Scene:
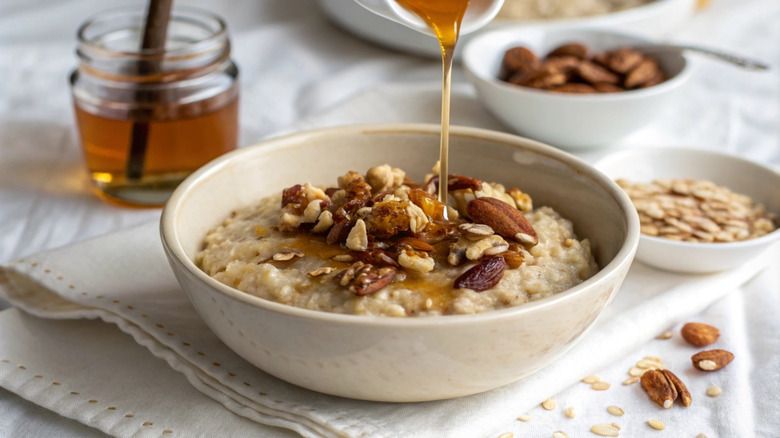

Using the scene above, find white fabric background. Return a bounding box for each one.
[0,0,778,437]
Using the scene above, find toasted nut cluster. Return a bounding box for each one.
[500,42,667,93]
[275,164,537,296]
[617,178,777,242]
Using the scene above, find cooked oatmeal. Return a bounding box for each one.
[196,165,597,317]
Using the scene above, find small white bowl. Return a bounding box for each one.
[462,27,692,149]
[161,124,639,401]
[596,147,780,273]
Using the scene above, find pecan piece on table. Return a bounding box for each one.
[454,256,507,292]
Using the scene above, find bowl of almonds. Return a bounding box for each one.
[596,146,780,273]
[462,27,692,149]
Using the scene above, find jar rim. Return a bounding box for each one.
[76,5,228,59]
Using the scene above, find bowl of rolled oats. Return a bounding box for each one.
[596,147,780,273]
[160,124,640,401]
[462,27,692,148]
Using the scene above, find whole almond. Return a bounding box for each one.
[661,369,692,407]
[692,349,734,371]
[640,369,676,409]
[467,197,538,246]
[681,322,720,346]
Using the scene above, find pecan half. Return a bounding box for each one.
[454,256,507,292]
[692,349,734,371]
[500,46,540,80]
[624,58,662,88]
[605,48,644,74]
[661,369,692,407]
[547,42,588,60]
[640,369,676,409]
[467,197,538,246]
[336,262,397,296]
[576,60,620,85]
[681,322,720,347]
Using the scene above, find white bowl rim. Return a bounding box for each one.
[161,123,640,327]
[462,26,693,101]
[596,145,780,249]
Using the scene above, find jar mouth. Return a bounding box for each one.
[77,5,227,60]
[76,6,230,82]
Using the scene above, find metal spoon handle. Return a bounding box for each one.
[646,44,770,71]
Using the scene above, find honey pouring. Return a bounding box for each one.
[354,0,504,212]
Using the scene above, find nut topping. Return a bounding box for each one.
[454,256,507,292]
[467,197,538,246]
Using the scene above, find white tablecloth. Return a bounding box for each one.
[1,0,778,436]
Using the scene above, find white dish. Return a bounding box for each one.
[317,0,698,59]
[596,146,780,273]
[462,27,692,149]
[161,123,639,401]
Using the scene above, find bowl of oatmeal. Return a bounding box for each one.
[160,124,640,401]
[596,147,780,273]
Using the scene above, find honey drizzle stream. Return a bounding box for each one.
[395,0,471,215]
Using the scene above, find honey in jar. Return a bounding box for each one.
[70,7,239,207]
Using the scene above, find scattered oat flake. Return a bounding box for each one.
[517,414,531,422]
[498,433,513,438]
[612,423,621,431]
[591,381,611,391]
[542,398,557,410]
[607,406,625,416]
[629,366,646,377]
[696,434,708,438]
[591,423,620,436]
[623,376,639,385]
[553,431,569,438]
[637,359,663,370]
[647,419,666,430]
[582,374,601,384]
[565,407,576,418]
[706,385,723,397]
[644,355,664,363]
[657,331,673,340]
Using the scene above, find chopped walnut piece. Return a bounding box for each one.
[366,164,405,194]
[398,251,435,273]
[346,219,368,252]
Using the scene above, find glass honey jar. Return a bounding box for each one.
[71,7,239,207]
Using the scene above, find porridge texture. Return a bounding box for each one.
[197,164,597,317]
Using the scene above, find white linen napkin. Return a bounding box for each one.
[0,220,774,438]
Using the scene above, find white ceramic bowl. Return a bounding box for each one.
[317,0,697,59]
[462,27,692,149]
[596,147,780,273]
[161,124,640,402]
